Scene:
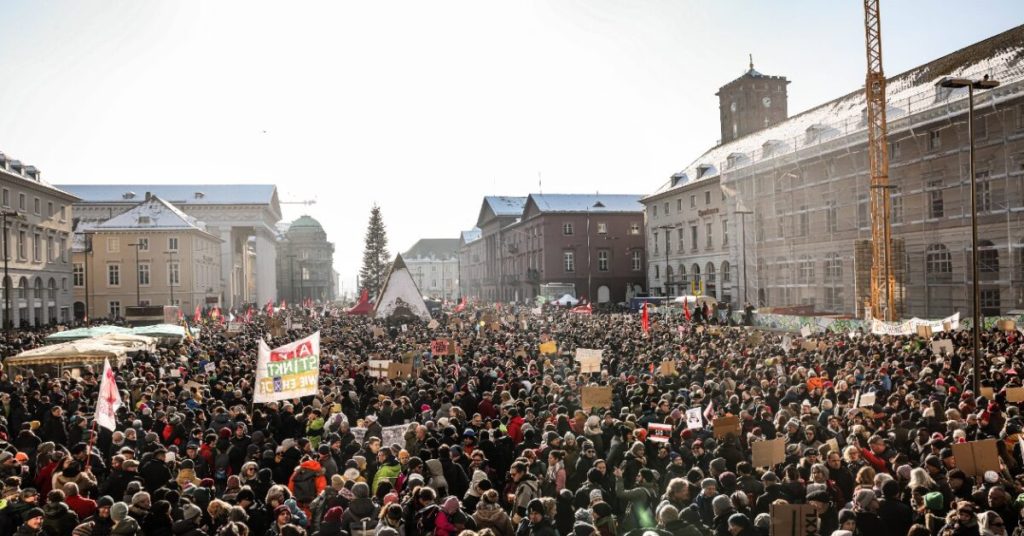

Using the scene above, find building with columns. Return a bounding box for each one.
[72,195,222,320]
[0,151,78,327]
[403,238,459,301]
[59,184,281,309]
[275,215,335,303]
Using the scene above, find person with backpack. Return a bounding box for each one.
[614,466,660,532]
[339,482,378,536]
[408,486,438,535]
[375,504,405,536]
[509,461,540,526]
[288,458,327,515]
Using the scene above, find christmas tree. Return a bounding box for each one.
[359,205,390,299]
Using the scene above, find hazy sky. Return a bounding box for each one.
[0,1,1019,293]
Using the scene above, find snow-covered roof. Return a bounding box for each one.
[651,24,1024,198]
[483,196,527,217]
[58,184,277,206]
[527,194,644,214]
[404,238,460,260]
[460,227,482,244]
[94,196,209,233]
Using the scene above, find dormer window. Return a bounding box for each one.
[805,124,828,145]
[696,164,716,179]
[762,140,783,158]
[123,192,136,200]
[194,192,205,199]
[726,153,746,169]
[671,172,688,187]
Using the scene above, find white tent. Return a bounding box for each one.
[671,295,718,307]
[374,254,432,321]
[552,294,579,306]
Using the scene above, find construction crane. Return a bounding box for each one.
[280,199,317,206]
[863,0,896,321]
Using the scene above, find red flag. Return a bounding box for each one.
[265,300,274,316]
[193,306,201,323]
[280,299,287,310]
[641,302,650,333]
[683,299,691,321]
[245,308,253,323]
[454,297,467,313]
[177,308,183,321]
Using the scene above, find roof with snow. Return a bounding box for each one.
[476,196,527,228]
[525,194,645,215]
[94,196,210,234]
[57,184,279,206]
[404,238,460,260]
[460,228,482,245]
[650,24,1024,199]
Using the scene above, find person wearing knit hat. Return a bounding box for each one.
[110,501,130,524]
[728,513,755,535]
[591,501,615,535]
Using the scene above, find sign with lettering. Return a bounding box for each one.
[581,386,612,410]
[713,415,741,439]
[647,423,672,443]
[575,348,603,373]
[431,339,451,356]
[254,331,321,403]
[387,362,413,379]
[770,504,818,536]
[368,359,390,378]
[686,408,703,430]
[539,341,558,355]
[931,340,954,356]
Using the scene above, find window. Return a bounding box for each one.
[598,250,609,271]
[59,205,65,221]
[981,289,1000,314]
[17,231,25,260]
[676,199,682,211]
[826,201,838,232]
[824,287,844,311]
[654,264,660,280]
[705,223,713,248]
[629,223,641,235]
[563,251,575,272]
[677,228,685,252]
[108,264,121,286]
[596,222,607,234]
[722,261,731,282]
[563,223,574,236]
[824,253,842,282]
[858,195,869,228]
[108,237,120,253]
[32,234,40,262]
[976,115,987,139]
[1018,104,1024,130]
[977,171,991,212]
[690,226,697,251]
[928,130,941,151]
[46,202,53,218]
[137,238,149,251]
[46,237,53,262]
[690,195,696,208]
[797,257,815,284]
[1,189,7,207]
[61,278,67,291]
[33,198,40,215]
[652,205,658,218]
[59,238,66,262]
[664,202,669,215]
[979,240,999,276]
[168,262,180,286]
[756,213,764,242]
[138,263,150,286]
[722,219,729,246]
[799,206,809,236]
[631,250,642,271]
[891,188,903,224]
[889,140,901,159]
[926,244,952,281]
[18,193,25,211]
[653,232,659,254]
[109,301,121,318]
[705,191,711,205]
[168,237,179,251]
[73,263,84,287]
[928,180,944,219]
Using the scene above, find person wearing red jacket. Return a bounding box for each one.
[63,481,97,520]
[507,409,525,445]
[861,435,892,474]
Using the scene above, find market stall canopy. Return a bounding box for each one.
[671,295,719,307]
[44,325,133,343]
[131,323,198,341]
[6,340,130,368]
[552,294,579,306]
[93,333,157,352]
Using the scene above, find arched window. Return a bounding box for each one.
[666,264,674,282]
[979,240,999,277]
[17,277,28,299]
[705,262,716,298]
[824,253,842,282]
[48,278,57,299]
[722,261,731,283]
[705,262,716,284]
[797,256,815,284]
[678,264,687,287]
[690,263,701,293]
[926,244,952,282]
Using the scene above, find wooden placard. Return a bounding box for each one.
[368,359,390,378]
[713,415,741,439]
[801,341,817,352]
[372,326,385,338]
[931,340,954,356]
[917,324,933,338]
[659,360,676,376]
[387,362,413,379]
[998,319,1017,332]
[752,437,786,468]
[430,339,451,356]
[1007,387,1024,402]
[581,386,612,411]
[427,319,439,330]
[770,504,818,536]
[980,387,995,399]
[951,439,999,477]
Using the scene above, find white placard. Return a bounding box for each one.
[686,407,704,430]
[800,326,811,338]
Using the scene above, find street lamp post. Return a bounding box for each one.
[165,249,176,306]
[128,242,142,306]
[656,224,677,297]
[939,75,1000,396]
[286,254,297,303]
[735,209,753,306]
[1,210,20,330]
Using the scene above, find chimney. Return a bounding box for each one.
[145,191,152,201]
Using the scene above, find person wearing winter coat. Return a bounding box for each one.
[375,504,405,536]
[71,495,116,536]
[434,496,464,536]
[472,490,515,536]
[108,503,141,536]
[510,462,540,525]
[615,466,662,533]
[514,499,558,536]
[372,452,401,496]
[288,459,327,508]
[15,507,45,536]
[339,482,378,532]
[137,450,171,495]
[171,503,208,536]
[41,489,80,536]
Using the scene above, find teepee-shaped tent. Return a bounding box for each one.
[373,255,431,321]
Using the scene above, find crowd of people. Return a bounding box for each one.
[0,302,1023,536]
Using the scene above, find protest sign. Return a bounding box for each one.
[576,348,603,373]
[951,439,999,477]
[801,341,816,352]
[713,415,741,439]
[1007,387,1024,402]
[917,324,933,338]
[981,387,995,399]
[770,504,818,536]
[431,339,451,356]
[254,332,321,403]
[372,326,385,338]
[800,325,811,338]
[660,360,676,376]
[427,319,439,330]
[686,408,703,430]
[539,341,558,355]
[858,392,876,407]
[368,359,390,378]
[931,340,954,356]
[581,386,612,410]
[388,362,413,379]
[647,423,672,443]
[752,438,786,468]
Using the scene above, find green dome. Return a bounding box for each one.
[289,215,323,230]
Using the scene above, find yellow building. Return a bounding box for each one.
[72,195,222,320]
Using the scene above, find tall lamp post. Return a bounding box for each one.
[165,249,176,306]
[286,254,297,303]
[1,210,20,330]
[128,242,142,306]
[655,224,678,296]
[735,209,753,306]
[939,75,1000,396]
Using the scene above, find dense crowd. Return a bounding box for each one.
[1,304,1024,536]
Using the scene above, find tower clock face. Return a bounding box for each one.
[730,102,737,112]
[762,96,772,108]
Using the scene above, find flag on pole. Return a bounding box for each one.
[245,308,253,323]
[194,305,201,323]
[265,300,274,316]
[95,358,122,431]
[454,297,467,313]
[641,302,650,333]
[683,299,691,321]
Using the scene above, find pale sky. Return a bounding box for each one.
[0,1,1019,294]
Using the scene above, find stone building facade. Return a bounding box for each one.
[403,238,459,301]
[275,215,335,303]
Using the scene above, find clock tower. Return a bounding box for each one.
[716,56,789,145]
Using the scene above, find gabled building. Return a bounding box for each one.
[72,195,222,320]
[457,228,482,300]
[467,196,526,302]
[403,238,459,301]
